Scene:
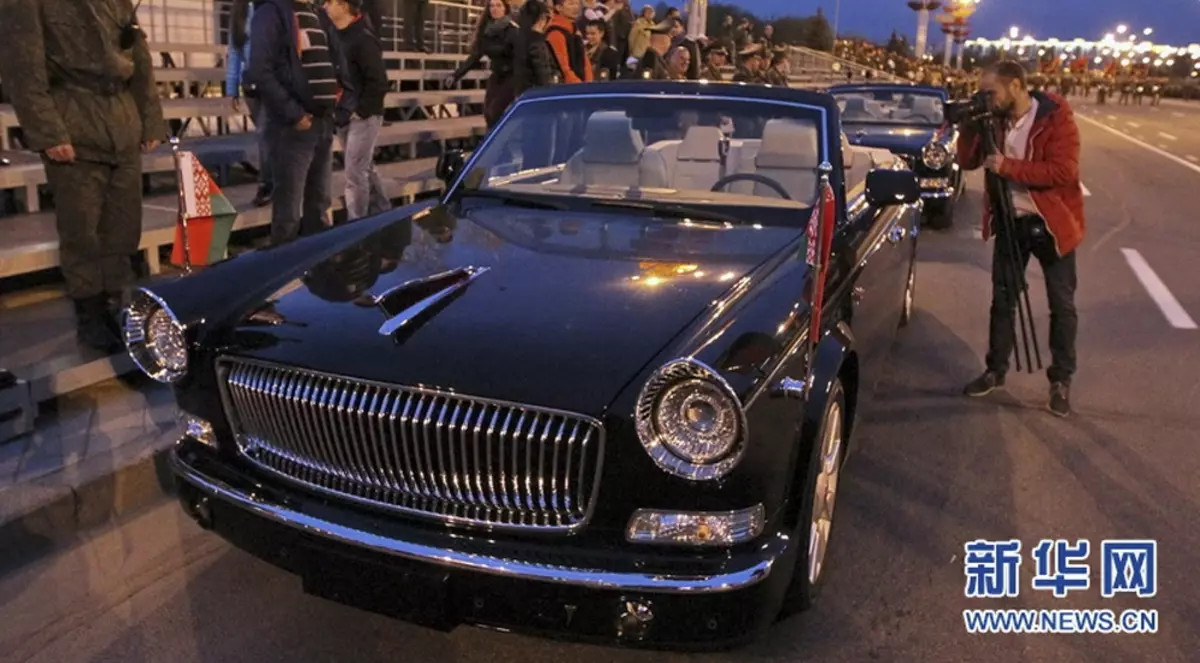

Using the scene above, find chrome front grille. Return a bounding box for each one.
[217,358,605,532]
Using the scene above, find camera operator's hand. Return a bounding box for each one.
[984,153,1005,172]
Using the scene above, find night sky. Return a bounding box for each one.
[736,0,1200,46]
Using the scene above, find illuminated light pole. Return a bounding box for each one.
[907,1,943,59]
[954,27,971,69]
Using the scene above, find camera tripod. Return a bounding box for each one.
[980,121,1044,374]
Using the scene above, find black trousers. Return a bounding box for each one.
[986,215,1079,385]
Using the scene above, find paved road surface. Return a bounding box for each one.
[1,97,1198,662]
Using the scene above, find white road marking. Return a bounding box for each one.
[1158,143,1169,149]
[1127,121,1142,128]
[1078,114,1200,176]
[1159,132,1178,141]
[1172,111,1185,118]
[1080,182,1091,196]
[1120,249,1198,330]
[1189,155,1199,163]
[1106,114,1117,120]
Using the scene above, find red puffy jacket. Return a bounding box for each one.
[956,92,1086,257]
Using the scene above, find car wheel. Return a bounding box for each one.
[899,257,916,327]
[780,378,847,615]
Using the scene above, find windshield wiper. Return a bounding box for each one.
[460,189,568,210]
[587,200,745,226]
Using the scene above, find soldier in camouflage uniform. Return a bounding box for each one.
[0,0,167,350]
[765,47,791,87]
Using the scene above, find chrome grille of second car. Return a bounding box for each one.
[218,358,605,531]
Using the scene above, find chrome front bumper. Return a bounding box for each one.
[171,446,786,595]
[921,188,955,200]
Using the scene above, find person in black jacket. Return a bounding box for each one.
[584,20,621,80]
[248,0,348,245]
[446,0,519,128]
[514,0,555,94]
[325,0,391,220]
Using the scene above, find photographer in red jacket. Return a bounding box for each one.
[957,60,1085,417]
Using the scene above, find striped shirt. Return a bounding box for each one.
[294,2,339,114]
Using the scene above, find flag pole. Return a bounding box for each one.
[170,136,193,274]
[805,161,835,393]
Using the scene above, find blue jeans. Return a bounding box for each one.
[338,114,391,220]
[269,115,334,245]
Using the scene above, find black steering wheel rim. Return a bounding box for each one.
[710,173,792,200]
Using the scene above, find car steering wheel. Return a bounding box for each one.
[709,173,792,200]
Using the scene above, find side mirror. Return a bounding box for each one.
[436,149,465,184]
[865,168,920,207]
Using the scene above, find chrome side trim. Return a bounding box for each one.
[921,189,955,199]
[172,450,783,594]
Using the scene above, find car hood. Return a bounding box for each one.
[844,124,937,154]
[222,205,803,417]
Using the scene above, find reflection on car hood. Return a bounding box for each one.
[229,205,803,416]
[844,124,937,154]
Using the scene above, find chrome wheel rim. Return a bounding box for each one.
[807,401,843,586]
[903,267,915,320]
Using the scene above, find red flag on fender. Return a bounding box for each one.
[805,177,837,348]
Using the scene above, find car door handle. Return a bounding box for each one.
[887,226,907,244]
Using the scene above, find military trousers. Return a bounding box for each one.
[43,157,143,299]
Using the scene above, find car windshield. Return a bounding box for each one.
[833,89,945,126]
[453,94,828,217]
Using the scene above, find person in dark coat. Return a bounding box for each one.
[0,0,167,350]
[584,20,622,80]
[701,44,728,81]
[248,0,349,245]
[765,47,790,86]
[607,0,634,63]
[514,0,556,94]
[446,0,519,127]
[733,43,767,83]
[325,0,391,219]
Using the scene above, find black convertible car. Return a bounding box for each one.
[123,82,922,649]
[829,83,963,229]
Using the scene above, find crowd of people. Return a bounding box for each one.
[225,0,797,248]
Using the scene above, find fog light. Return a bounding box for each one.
[181,413,216,448]
[919,177,950,189]
[626,504,765,547]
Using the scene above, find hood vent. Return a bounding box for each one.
[358,266,491,337]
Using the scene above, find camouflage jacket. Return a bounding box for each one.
[0,0,167,163]
[765,67,789,86]
[732,67,767,84]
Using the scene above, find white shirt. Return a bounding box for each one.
[1002,97,1039,216]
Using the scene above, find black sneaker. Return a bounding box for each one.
[1048,382,1071,417]
[963,371,1005,397]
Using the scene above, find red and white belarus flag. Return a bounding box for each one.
[805,178,837,346]
[170,151,237,267]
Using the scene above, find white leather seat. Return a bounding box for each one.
[909,96,943,123]
[732,119,820,203]
[841,97,873,122]
[670,126,726,190]
[559,112,669,189]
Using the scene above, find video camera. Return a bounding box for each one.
[944,90,996,125]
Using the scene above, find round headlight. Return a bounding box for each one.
[635,358,749,481]
[922,141,950,170]
[123,288,189,383]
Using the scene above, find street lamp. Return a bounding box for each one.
[1117,24,1128,34]
[908,1,943,60]
[1144,27,1153,36]
[1009,25,1019,40]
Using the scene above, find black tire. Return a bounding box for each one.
[780,378,848,615]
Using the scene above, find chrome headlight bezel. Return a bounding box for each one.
[123,287,189,383]
[634,358,749,481]
[921,141,950,170]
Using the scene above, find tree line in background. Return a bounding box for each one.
[647,2,836,52]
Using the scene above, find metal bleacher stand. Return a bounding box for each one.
[0,0,486,443]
